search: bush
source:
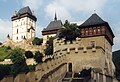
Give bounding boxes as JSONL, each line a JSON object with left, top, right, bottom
{"left": 10, "top": 48, "right": 29, "bottom": 77}
{"left": 25, "top": 51, "right": 34, "bottom": 58}
{"left": 45, "top": 37, "right": 55, "bottom": 55}
{"left": 58, "top": 20, "right": 80, "bottom": 43}
{"left": 34, "top": 51, "right": 43, "bottom": 64}
{"left": 0, "top": 42, "right": 2, "bottom": 45}
{"left": 0, "top": 64, "right": 12, "bottom": 80}
{"left": 32, "top": 37, "right": 43, "bottom": 45}
{"left": 28, "top": 65, "right": 36, "bottom": 72}
{"left": 6, "top": 46, "right": 11, "bottom": 50}
{"left": 45, "top": 46, "right": 53, "bottom": 55}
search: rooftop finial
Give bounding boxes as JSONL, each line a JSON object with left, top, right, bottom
{"left": 94, "top": 10, "right": 96, "bottom": 13}
{"left": 54, "top": 12, "right": 57, "bottom": 21}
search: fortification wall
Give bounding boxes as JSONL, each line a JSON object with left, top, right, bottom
{"left": 53, "top": 37, "right": 114, "bottom": 76}
{"left": 0, "top": 54, "right": 67, "bottom": 82}
{"left": 53, "top": 36, "right": 105, "bottom": 52}
{"left": 3, "top": 38, "right": 44, "bottom": 53}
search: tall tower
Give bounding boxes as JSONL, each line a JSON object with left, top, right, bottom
{"left": 11, "top": 6, "right": 37, "bottom": 42}
{"left": 79, "top": 13, "right": 115, "bottom": 75}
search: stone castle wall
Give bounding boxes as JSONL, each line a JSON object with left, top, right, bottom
{"left": 3, "top": 38, "right": 44, "bottom": 53}
{"left": 0, "top": 54, "right": 67, "bottom": 82}
{"left": 53, "top": 37, "right": 115, "bottom": 76}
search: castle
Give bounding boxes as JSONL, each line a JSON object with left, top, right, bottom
{"left": 1, "top": 6, "right": 118, "bottom": 82}
{"left": 11, "top": 6, "right": 37, "bottom": 42}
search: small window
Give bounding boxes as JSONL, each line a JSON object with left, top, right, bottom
{"left": 90, "top": 41, "right": 96, "bottom": 48}
{"left": 24, "top": 21, "right": 25, "bottom": 25}
{"left": 16, "top": 37, "right": 18, "bottom": 40}
{"left": 17, "top": 29, "right": 18, "bottom": 34}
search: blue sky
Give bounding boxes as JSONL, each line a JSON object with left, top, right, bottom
{"left": 0, "top": 0, "right": 120, "bottom": 51}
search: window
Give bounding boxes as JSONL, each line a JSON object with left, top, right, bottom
{"left": 21, "top": 36, "right": 23, "bottom": 39}
{"left": 24, "top": 21, "right": 25, "bottom": 25}
{"left": 90, "top": 41, "right": 96, "bottom": 48}
{"left": 17, "top": 29, "right": 18, "bottom": 34}
{"left": 16, "top": 37, "right": 18, "bottom": 40}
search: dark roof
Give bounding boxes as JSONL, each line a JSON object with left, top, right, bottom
{"left": 80, "top": 13, "right": 107, "bottom": 27}
{"left": 42, "top": 20, "right": 62, "bottom": 31}
{"left": 17, "top": 6, "right": 32, "bottom": 16}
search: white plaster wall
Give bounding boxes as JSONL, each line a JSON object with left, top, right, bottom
{"left": 12, "top": 17, "right": 36, "bottom": 42}
{"left": 42, "top": 34, "right": 56, "bottom": 45}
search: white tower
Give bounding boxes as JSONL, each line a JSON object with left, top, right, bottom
{"left": 11, "top": 6, "right": 37, "bottom": 42}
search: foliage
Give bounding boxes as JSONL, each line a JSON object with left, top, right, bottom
{"left": 46, "top": 37, "right": 55, "bottom": 46}
{"left": 0, "top": 64, "right": 12, "bottom": 80}
{"left": 0, "top": 42, "right": 2, "bottom": 45}
{"left": 45, "top": 46, "right": 53, "bottom": 55}
{"left": 25, "top": 51, "right": 34, "bottom": 58}
{"left": 34, "top": 51, "right": 43, "bottom": 64}
{"left": 58, "top": 20, "right": 80, "bottom": 43}
{"left": 45, "top": 37, "right": 55, "bottom": 55}
{"left": 10, "top": 48, "right": 29, "bottom": 77}
{"left": 28, "top": 65, "right": 36, "bottom": 72}
{"left": 0, "top": 46, "right": 12, "bottom": 61}
{"left": 32, "top": 37, "right": 43, "bottom": 45}
{"left": 0, "top": 48, "right": 37, "bottom": 79}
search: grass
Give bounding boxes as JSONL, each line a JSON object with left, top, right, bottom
{"left": 0, "top": 46, "right": 12, "bottom": 61}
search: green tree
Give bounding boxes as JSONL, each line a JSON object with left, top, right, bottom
{"left": 0, "top": 64, "right": 12, "bottom": 80}
{"left": 45, "top": 37, "right": 55, "bottom": 55}
{"left": 10, "top": 48, "right": 29, "bottom": 77}
{"left": 34, "top": 51, "right": 43, "bottom": 64}
{"left": 32, "top": 37, "right": 43, "bottom": 45}
{"left": 25, "top": 51, "right": 34, "bottom": 58}
{"left": 58, "top": 20, "right": 80, "bottom": 43}
{"left": 45, "top": 46, "right": 53, "bottom": 55}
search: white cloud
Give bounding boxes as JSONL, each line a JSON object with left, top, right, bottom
{"left": 22, "top": 0, "right": 43, "bottom": 11}
{"left": 44, "top": 1, "right": 72, "bottom": 21}
{"left": 70, "top": 21, "right": 84, "bottom": 26}
{"left": 112, "top": 22, "right": 120, "bottom": 51}
{"left": 58, "top": 0, "right": 108, "bottom": 13}
{"left": 44, "top": 0, "right": 108, "bottom": 21}
{"left": 36, "top": 24, "right": 43, "bottom": 38}
{"left": 0, "top": 19, "right": 11, "bottom": 42}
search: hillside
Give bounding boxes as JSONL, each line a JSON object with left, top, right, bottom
{"left": 0, "top": 46, "right": 12, "bottom": 61}
{"left": 113, "top": 50, "right": 120, "bottom": 80}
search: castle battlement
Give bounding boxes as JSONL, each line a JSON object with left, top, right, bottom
{"left": 53, "top": 38, "right": 98, "bottom": 53}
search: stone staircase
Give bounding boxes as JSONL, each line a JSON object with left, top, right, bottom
{"left": 61, "top": 72, "right": 91, "bottom": 82}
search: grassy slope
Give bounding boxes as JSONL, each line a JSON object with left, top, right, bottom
{"left": 0, "top": 46, "right": 12, "bottom": 61}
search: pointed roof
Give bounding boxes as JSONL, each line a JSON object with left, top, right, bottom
{"left": 80, "top": 13, "right": 107, "bottom": 27}
{"left": 42, "top": 20, "right": 62, "bottom": 32}
{"left": 17, "top": 6, "right": 32, "bottom": 16}
{"left": 12, "top": 6, "right": 37, "bottom": 21}
{"left": 54, "top": 12, "right": 57, "bottom": 21}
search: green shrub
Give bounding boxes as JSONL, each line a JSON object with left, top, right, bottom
{"left": 0, "top": 42, "right": 2, "bottom": 45}
{"left": 32, "top": 37, "right": 43, "bottom": 45}
{"left": 0, "top": 64, "right": 12, "bottom": 80}
{"left": 34, "top": 51, "right": 43, "bottom": 64}
{"left": 10, "top": 48, "right": 29, "bottom": 77}
{"left": 28, "top": 65, "right": 36, "bottom": 72}
{"left": 25, "top": 51, "right": 34, "bottom": 58}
